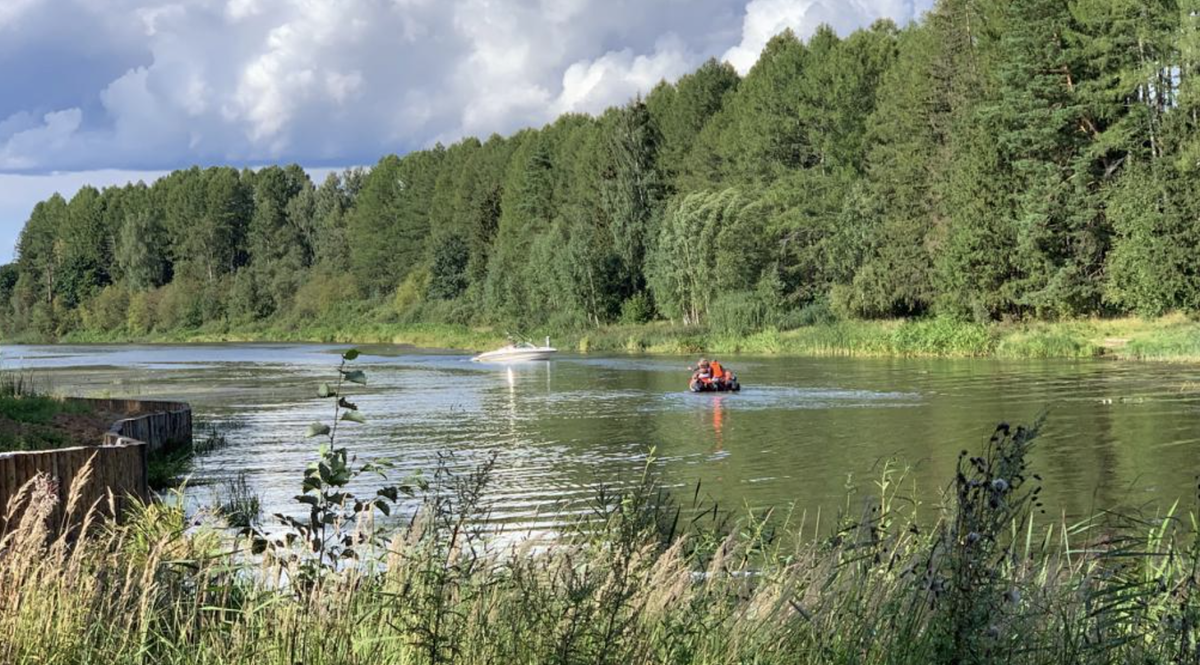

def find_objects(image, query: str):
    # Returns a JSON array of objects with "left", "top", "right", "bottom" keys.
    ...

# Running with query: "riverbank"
[{"left": 39, "top": 314, "right": 1200, "bottom": 362}]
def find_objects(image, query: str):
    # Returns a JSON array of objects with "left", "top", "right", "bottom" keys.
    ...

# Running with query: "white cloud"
[
  {"left": 0, "top": 0, "right": 931, "bottom": 174},
  {"left": 0, "top": 109, "right": 83, "bottom": 170},
  {"left": 0, "top": 0, "right": 43, "bottom": 29},
  {"left": 724, "top": 0, "right": 929, "bottom": 74},
  {"left": 0, "top": 0, "right": 939, "bottom": 261},
  {"left": 555, "top": 35, "right": 695, "bottom": 115}
]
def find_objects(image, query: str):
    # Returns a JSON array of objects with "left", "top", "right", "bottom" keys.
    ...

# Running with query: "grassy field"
[
  {"left": 0, "top": 374, "right": 97, "bottom": 452},
  {"left": 1, "top": 419, "right": 1197, "bottom": 664},
  {"left": 42, "top": 312, "right": 1200, "bottom": 362}
]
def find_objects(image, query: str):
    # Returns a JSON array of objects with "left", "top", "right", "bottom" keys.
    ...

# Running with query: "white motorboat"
[{"left": 472, "top": 337, "right": 557, "bottom": 363}]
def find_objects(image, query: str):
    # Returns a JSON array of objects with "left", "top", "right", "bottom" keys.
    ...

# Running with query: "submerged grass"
[
  {"left": 147, "top": 424, "right": 230, "bottom": 490},
  {"left": 1, "top": 421, "right": 1199, "bottom": 664}
]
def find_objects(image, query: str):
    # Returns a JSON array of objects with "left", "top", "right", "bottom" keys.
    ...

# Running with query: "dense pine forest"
[{"left": 4, "top": 0, "right": 1200, "bottom": 343}]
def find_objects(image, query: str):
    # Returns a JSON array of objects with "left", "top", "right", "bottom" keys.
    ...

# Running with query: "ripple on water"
[
  {"left": 648, "top": 385, "right": 922, "bottom": 413},
  {"left": 10, "top": 344, "right": 1200, "bottom": 536}
]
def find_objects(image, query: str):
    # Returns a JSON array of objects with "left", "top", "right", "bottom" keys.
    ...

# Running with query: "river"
[{"left": 3, "top": 343, "right": 1199, "bottom": 536}]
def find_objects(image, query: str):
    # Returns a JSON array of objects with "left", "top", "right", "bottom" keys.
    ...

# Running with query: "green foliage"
[
  {"left": 648, "top": 188, "right": 766, "bottom": 324},
  {"left": 619, "top": 291, "right": 655, "bottom": 325},
  {"left": 6, "top": 6, "right": 1200, "bottom": 342},
  {"left": 117, "top": 210, "right": 170, "bottom": 291},
  {"left": 708, "top": 291, "right": 772, "bottom": 337},
  {"left": 80, "top": 285, "right": 130, "bottom": 333},
  {"left": 0, "top": 394, "right": 93, "bottom": 453},
  {"left": 393, "top": 267, "right": 432, "bottom": 317},
  {"left": 427, "top": 233, "right": 470, "bottom": 301},
  {"left": 1105, "top": 161, "right": 1200, "bottom": 316}
]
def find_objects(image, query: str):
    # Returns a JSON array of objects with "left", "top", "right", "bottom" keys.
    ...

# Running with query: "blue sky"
[{"left": 0, "top": 0, "right": 933, "bottom": 262}]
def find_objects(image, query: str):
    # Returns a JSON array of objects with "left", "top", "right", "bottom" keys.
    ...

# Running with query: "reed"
[
  {"left": 43, "top": 307, "right": 1200, "bottom": 362},
  {"left": 1, "top": 420, "right": 1198, "bottom": 664}
]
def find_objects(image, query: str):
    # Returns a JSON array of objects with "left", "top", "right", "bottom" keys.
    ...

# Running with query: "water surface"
[{"left": 4, "top": 344, "right": 1199, "bottom": 535}]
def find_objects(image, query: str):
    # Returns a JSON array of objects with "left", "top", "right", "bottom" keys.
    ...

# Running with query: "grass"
[
  {"left": 0, "top": 374, "right": 96, "bottom": 453},
  {"left": 215, "top": 471, "right": 261, "bottom": 529},
  {"left": 31, "top": 304, "right": 1200, "bottom": 362},
  {"left": 1, "top": 420, "right": 1199, "bottom": 664}
]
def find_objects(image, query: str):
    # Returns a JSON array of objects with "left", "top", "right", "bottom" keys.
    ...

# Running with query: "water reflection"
[{"left": 711, "top": 394, "right": 727, "bottom": 452}]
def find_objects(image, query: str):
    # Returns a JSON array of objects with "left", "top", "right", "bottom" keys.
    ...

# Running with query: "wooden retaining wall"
[
  {"left": 0, "top": 398, "right": 192, "bottom": 531},
  {"left": 97, "top": 399, "right": 193, "bottom": 453}
]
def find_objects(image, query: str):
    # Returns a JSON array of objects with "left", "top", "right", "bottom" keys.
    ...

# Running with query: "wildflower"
[
  {"left": 966, "top": 532, "right": 981, "bottom": 546},
  {"left": 991, "top": 478, "right": 1009, "bottom": 493}
]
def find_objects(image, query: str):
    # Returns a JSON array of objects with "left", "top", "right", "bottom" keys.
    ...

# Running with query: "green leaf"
[
  {"left": 341, "top": 370, "right": 367, "bottom": 384},
  {"left": 318, "top": 383, "right": 336, "bottom": 398},
  {"left": 341, "top": 410, "right": 367, "bottom": 424},
  {"left": 305, "top": 423, "right": 331, "bottom": 438},
  {"left": 342, "top": 349, "right": 360, "bottom": 361}
]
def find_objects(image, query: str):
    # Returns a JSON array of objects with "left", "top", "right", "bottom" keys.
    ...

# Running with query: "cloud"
[
  {"left": 0, "top": 109, "right": 83, "bottom": 170},
  {"left": 0, "top": 0, "right": 938, "bottom": 260},
  {"left": 554, "top": 34, "right": 696, "bottom": 116},
  {"left": 0, "top": 0, "right": 930, "bottom": 175},
  {"left": 723, "top": 0, "right": 930, "bottom": 74},
  {"left": 0, "top": 0, "right": 42, "bottom": 29}
]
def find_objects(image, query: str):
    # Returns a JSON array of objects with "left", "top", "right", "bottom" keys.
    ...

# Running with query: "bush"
[
  {"left": 393, "top": 267, "right": 432, "bottom": 316},
  {"left": 154, "top": 281, "right": 204, "bottom": 331},
  {"left": 780, "top": 298, "right": 838, "bottom": 329},
  {"left": 290, "top": 272, "right": 359, "bottom": 320},
  {"left": 619, "top": 291, "right": 655, "bottom": 325},
  {"left": 80, "top": 285, "right": 130, "bottom": 333},
  {"left": 126, "top": 290, "right": 158, "bottom": 335},
  {"left": 228, "top": 271, "right": 272, "bottom": 323},
  {"left": 708, "top": 291, "right": 769, "bottom": 337}
]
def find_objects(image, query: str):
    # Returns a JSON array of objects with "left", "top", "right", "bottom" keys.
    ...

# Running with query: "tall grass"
[
  {"left": 39, "top": 305, "right": 1200, "bottom": 362},
  {"left": 1, "top": 422, "right": 1198, "bottom": 664}
]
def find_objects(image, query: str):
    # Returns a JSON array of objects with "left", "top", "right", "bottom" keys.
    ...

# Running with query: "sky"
[{"left": 0, "top": 0, "right": 935, "bottom": 262}]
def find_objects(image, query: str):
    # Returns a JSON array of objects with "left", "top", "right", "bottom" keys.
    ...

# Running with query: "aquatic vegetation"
[
  {"left": 147, "top": 423, "right": 230, "bottom": 490},
  {"left": 216, "top": 471, "right": 261, "bottom": 529}
]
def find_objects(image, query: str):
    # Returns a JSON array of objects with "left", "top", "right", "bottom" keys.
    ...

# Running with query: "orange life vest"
[{"left": 710, "top": 361, "right": 725, "bottom": 380}]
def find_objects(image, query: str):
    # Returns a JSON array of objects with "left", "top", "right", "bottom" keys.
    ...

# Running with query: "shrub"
[
  {"left": 290, "top": 271, "right": 359, "bottom": 320},
  {"left": 393, "top": 267, "right": 432, "bottom": 316},
  {"left": 619, "top": 291, "right": 655, "bottom": 325},
  {"left": 154, "top": 281, "right": 204, "bottom": 330},
  {"left": 708, "top": 291, "right": 769, "bottom": 337},
  {"left": 126, "top": 290, "right": 158, "bottom": 335},
  {"left": 783, "top": 298, "right": 838, "bottom": 329},
  {"left": 79, "top": 285, "right": 130, "bottom": 333}
]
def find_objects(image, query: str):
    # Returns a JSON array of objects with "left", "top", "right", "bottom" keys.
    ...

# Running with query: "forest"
[{"left": 4, "top": 0, "right": 1200, "bottom": 343}]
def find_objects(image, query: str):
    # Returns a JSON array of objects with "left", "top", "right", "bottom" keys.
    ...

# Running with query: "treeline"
[{"left": 5, "top": 0, "right": 1200, "bottom": 341}]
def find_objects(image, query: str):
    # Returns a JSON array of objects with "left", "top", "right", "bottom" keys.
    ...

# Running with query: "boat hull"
[
  {"left": 689, "top": 379, "right": 741, "bottom": 393},
  {"left": 472, "top": 349, "right": 557, "bottom": 363}
]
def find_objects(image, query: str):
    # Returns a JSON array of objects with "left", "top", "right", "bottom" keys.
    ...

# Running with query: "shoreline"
[{"left": 8, "top": 314, "right": 1198, "bottom": 363}]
